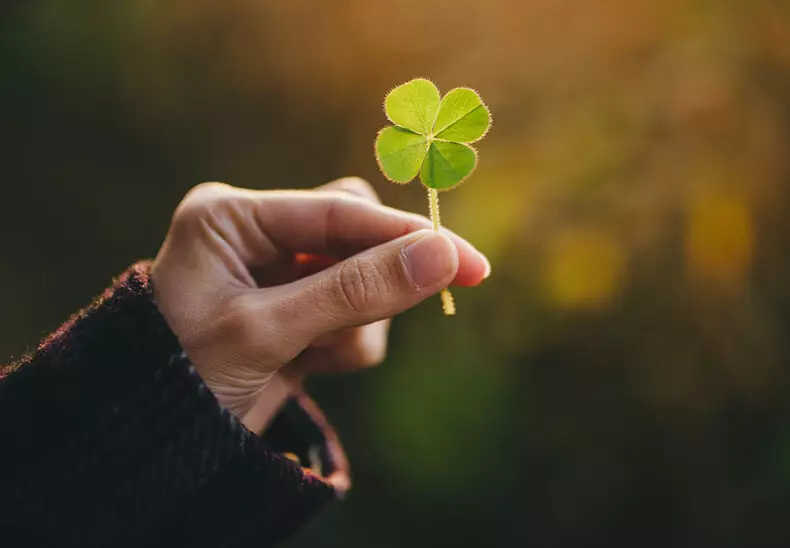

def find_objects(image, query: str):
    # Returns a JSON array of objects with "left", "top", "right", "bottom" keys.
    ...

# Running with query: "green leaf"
[
  {"left": 433, "top": 88, "right": 490, "bottom": 143},
  {"left": 419, "top": 141, "right": 477, "bottom": 190},
  {"left": 384, "top": 78, "right": 440, "bottom": 135},
  {"left": 375, "top": 126, "right": 429, "bottom": 183},
  {"left": 376, "top": 79, "right": 491, "bottom": 193}
]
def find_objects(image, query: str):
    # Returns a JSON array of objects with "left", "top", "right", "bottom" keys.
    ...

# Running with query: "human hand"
[{"left": 151, "top": 179, "right": 490, "bottom": 433}]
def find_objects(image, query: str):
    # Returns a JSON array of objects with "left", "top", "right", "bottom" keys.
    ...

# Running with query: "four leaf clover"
[
  {"left": 374, "top": 78, "right": 491, "bottom": 315},
  {"left": 375, "top": 78, "right": 491, "bottom": 190}
]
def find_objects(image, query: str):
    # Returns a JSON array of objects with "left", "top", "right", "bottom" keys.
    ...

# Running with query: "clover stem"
[
  {"left": 428, "top": 187, "right": 440, "bottom": 230},
  {"left": 427, "top": 188, "right": 456, "bottom": 316}
]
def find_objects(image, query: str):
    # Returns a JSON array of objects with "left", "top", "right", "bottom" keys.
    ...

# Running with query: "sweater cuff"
[{"left": 0, "top": 262, "right": 345, "bottom": 547}]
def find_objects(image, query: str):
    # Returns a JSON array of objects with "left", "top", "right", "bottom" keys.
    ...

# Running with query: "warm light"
[
  {"left": 544, "top": 228, "right": 626, "bottom": 309},
  {"left": 685, "top": 188, "right": 753, "bottom": 289}
]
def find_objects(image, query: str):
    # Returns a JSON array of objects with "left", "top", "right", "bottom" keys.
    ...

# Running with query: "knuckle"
[
  {"left": 183, "top": 181, "right": 233, "bottom": 208},
  {"left": 334, "top": 257, "right": 386, "bottom": 316},
  {"left": 172, "top": 182, "right": 233, "bottom": 228},
  {"left": 323, "top": 194, "right": 343, "bottom": 233},
  {"left": 191, "top": 180, "right": 231, "bottom": 196},
  {"left": 337, "top": 177, "right": 380, "bottom": 202}
]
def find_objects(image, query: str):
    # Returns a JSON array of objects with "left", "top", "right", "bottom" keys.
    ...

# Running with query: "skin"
[{"left": 151, "top": 178, "right": 491, "bottom": 433}]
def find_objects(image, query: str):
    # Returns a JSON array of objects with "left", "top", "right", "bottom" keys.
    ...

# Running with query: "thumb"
[{"left": 268, "top": 229, "right": 459, "bottom": 339}]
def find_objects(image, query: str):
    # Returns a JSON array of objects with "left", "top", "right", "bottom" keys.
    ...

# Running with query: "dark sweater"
[{"left": 0, "top": 262, "right": 348, "bottom": 547}]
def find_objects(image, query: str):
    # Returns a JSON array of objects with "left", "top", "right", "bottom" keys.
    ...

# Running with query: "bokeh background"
[{"left": 4, "top": 1, "right": 790, "bottom": 546}]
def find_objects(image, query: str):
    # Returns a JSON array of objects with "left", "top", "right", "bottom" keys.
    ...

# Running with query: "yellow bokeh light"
[
  {"left": 685, "top": 188, "right": 753, "bottom": 289},
  {"left": 543, "top": 228, "right": 627, "bottom": 310}
]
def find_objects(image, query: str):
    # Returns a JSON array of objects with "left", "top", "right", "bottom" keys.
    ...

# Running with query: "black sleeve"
[{"left": 0, "top": 262, "right": 342, "bottom": 548}]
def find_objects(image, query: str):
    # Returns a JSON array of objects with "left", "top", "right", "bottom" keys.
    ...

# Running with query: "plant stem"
[{"left": 428, "top": 188, "right": 456, "bottom": 316}]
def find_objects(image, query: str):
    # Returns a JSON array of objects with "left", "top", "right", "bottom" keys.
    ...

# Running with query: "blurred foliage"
[{"left": 3, "top": 0, "right": 790, "bottom": 546}]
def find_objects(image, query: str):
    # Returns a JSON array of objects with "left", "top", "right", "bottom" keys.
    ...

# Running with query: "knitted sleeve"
[{"left": 0, "top": 262, "right": 347, "bottom": 548}]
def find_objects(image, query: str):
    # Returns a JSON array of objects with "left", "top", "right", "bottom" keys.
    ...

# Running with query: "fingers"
[
  {"left": 298, "top": 320, "right": 390, "bottom": 373},
  {"left": 261, "top": 229, "right": 458, "bottom": 345},
  {"left": 244, "top": 189, "right": 489, "bottom": 287},
  {"left": 317, "top": 177, "right": 381, "bottom": 203},
  {"left": 175, "top": 181, "right": 489, "bottom": 287},
  {"left": 295, "top": 178, "right": 390, "bottom": 375}
]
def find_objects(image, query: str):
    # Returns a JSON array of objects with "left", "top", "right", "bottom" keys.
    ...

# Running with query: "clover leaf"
[
  {"left": 375, "top": 78, "right": 491, "bottom": 190},
  {"left": 374, "top": 78, "right": 492, "bottom": 316}
]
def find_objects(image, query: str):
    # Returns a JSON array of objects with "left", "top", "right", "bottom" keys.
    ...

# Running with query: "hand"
[{"left": 151, "top": 179, "right": 490, "bottom": 433}]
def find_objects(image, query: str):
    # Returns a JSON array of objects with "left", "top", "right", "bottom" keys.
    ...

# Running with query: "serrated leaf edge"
[
  {"left": 418, "top": 142, "right": 479, "bottom": 192},
  {"left": 376, "top": 80, "right": 491, "bottom": 190},
  {"left": 382, "top": 77, "right": 440, "bottom": 134},
  {"left": 433, "top": 86, "right": 493, "bottom": 144},
  {"left": 373, "top": 125, "right": 430, "bottom": 184}
]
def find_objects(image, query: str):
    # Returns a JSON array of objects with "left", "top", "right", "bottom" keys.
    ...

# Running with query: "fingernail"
[
  {"left": 482, "top": 255, "right": 492, "bottom": 279},
  {"left": 402, "top": 231, "right": 457, "bottom": 288}
]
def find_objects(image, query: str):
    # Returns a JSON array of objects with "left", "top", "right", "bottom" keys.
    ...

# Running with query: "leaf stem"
[
  {"left": 428, "top": 188, "right": 456, "bottom": 316},
  {"left": 428, "top": 187, "right": 440, "bottom": 230}
]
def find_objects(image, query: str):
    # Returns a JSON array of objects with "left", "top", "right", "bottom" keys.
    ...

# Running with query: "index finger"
[{"left": 244, "top": 189, "right": 490, "bottom": 287}]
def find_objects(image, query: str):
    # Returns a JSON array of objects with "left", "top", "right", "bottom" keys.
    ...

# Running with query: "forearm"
[{"left": 0, "top": 263, "right": 334, "bottom": 547}]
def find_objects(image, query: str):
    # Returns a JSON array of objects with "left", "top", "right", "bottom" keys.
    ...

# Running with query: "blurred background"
[{"left": 3, "top": 0, "right": 790, "bottom": 546}]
